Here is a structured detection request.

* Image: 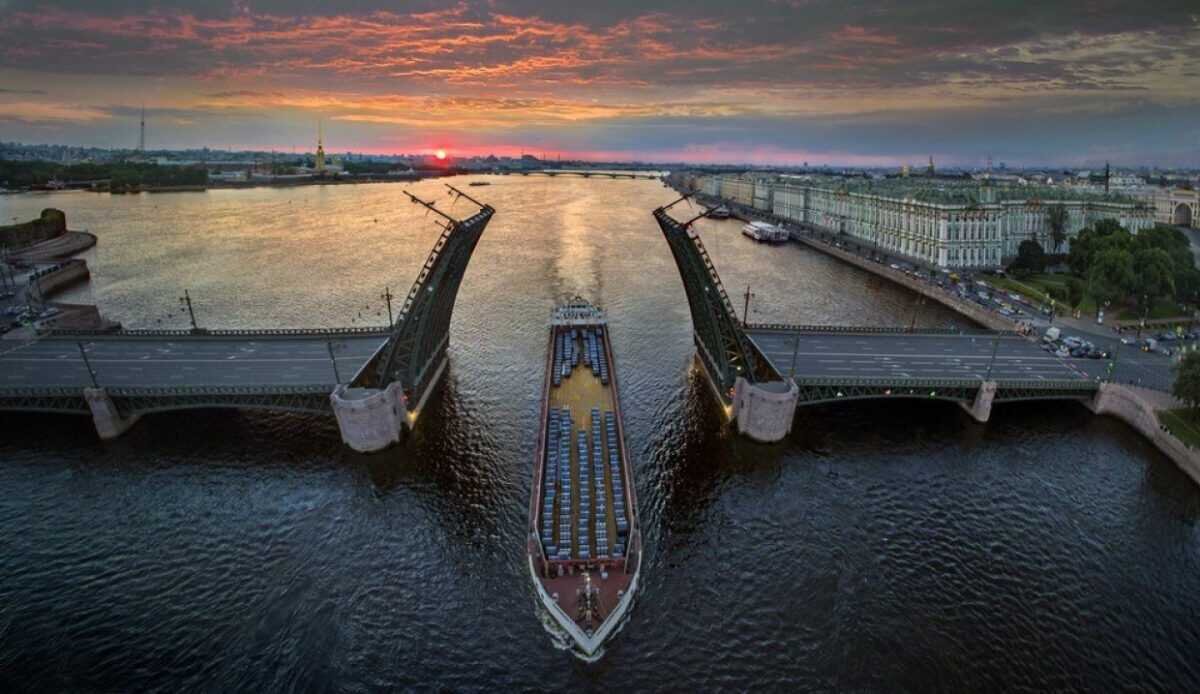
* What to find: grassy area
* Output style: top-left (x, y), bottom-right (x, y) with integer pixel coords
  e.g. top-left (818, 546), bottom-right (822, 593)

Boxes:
top-left (986, 275), bottom-right (1056, 306)
top-left (1158, 408), bottom-right (1200, 449)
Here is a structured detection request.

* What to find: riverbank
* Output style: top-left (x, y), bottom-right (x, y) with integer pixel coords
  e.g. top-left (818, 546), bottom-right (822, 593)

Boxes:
top-left (1088, 383), bottom-right (1200, 486)
top-left (694, 193), bottom-right (1024, 333)
top-left (1, 209), bottom-right (116, 334)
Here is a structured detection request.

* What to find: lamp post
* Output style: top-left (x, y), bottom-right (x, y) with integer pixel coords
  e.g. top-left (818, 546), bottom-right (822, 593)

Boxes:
top-left (179, 290), bottom-right (198, 331)
top-left (77, 341), bottom-right (99, 388)
top-left (327, 341), bottom-right (342, 384)
top-left (984, 333), bottom-right (1001, 381)
top-left (788, 330), bottom-right (801, 378)
top-left (742, 285), bottom-right (754, 327)
top-left (381, 286), bottom-right (394, 326)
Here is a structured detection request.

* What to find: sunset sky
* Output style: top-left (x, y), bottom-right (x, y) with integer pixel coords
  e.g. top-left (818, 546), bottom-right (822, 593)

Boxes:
top-left (1, 1), bottom-right (1198, 166)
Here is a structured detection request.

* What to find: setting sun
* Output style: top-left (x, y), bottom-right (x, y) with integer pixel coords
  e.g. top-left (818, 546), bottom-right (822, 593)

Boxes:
top-left (435, 149), bottom-right (446, 160)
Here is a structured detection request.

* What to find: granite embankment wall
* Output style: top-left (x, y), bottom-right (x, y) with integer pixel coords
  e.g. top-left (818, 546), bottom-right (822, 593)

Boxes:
top-left (1087, 383), bottom-right (1200, 485)
top-left (29, 259), bottom-right (90, 298)
top-left (0, 208), bottom-right (66, 250)
top-left (789, 233), bottom-right (1017, 332)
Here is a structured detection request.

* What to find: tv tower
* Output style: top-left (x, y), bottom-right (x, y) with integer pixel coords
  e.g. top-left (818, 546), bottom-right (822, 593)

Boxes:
top-left (138, 105), bottom-right (146, 152)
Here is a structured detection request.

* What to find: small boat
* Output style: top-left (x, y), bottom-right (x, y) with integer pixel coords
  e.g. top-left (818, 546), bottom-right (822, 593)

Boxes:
top-left (468, 181), bottom-right (491, 187)
top-left (741, 220), bottom-right (789, 243)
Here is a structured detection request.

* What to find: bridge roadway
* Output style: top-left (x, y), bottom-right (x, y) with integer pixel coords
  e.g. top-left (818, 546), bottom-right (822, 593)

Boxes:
top-left (745, 329), bottom-right (1096, 383)
top-left (0, 332), bottom-right (387, 389)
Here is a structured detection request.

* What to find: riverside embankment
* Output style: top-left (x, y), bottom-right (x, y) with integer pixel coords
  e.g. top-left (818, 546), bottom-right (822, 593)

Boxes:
top-left (1, 208), bottom-right (113, 333)
top-left (696, 193), bottom-right (1021, 332)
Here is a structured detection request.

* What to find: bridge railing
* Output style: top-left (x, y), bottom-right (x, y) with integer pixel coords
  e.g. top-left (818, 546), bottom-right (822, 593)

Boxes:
top-left (745, 323), bottom-right (1017, 337)
top-left (791, 376), bottom-right (1099, 390)
top-left (42, 326), bottom-right (391, 339)
top-left (0, 383), bottom-right (337, 398)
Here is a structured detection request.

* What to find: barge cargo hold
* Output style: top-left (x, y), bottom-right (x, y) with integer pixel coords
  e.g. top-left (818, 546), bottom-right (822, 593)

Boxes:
top-left (527, 298), bottom-right (641, 659)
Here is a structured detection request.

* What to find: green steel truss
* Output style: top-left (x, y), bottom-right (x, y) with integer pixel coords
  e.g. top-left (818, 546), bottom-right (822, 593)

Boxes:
top-left (791, 376), bottom-right (1098, 407)
top-left (653, 207), bottom-right (776, 402)
top-left (358, 204), bottom-right (495, 407)
top-left (0, 384), bottom-right (334, 418)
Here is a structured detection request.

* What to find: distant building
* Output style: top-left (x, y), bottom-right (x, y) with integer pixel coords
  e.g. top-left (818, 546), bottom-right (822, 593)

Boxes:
top-left (1142, 187), bottom-right (1198, 228)
top-left (698, 173), bottom-right (1155, 270)
top-left (315, 123), bottom-right (326, 173)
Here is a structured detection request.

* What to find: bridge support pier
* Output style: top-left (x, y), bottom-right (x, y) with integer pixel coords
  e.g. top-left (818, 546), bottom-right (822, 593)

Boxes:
top-left (733, 377), bottom-right (799, 443)
top-left (330, 382), bottom-right (409, 453)
top-left (959, 381), bottom-right (997, 423)
top-left (84, 387), bottom-right (140, 440)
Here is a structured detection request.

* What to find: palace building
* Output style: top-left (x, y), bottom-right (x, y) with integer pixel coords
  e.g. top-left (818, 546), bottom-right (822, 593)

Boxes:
top-left (697, 174), bottom-right (1155, 270)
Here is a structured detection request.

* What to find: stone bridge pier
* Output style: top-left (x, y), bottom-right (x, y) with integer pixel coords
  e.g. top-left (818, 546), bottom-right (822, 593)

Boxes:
top-left (959, 381), bottom-right (997, 423)
top-left (733, 378), bottom-right (799, 442)
top-left (84, 387), bottom-right (141, 440)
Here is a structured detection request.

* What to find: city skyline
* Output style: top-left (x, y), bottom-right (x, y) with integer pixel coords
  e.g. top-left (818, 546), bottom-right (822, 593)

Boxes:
top-left (0, 1), bottom-right (1198, 167)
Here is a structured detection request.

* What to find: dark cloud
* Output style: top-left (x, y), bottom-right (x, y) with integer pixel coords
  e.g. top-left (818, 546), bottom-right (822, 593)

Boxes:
top-left (0, 2), bottom-right (1195, 164)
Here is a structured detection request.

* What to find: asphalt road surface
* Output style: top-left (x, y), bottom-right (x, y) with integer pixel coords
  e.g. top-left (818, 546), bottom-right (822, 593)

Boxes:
top-left (0, 335), bottom-right (386, 389)
top-left (747, 330), bottom-right (1174, 388)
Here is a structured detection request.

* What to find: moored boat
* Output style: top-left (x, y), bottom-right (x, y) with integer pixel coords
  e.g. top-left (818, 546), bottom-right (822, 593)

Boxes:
top-left (741, 219), bottom-right (788, 243)
top-left (527, 297), bottom-right (641, 659)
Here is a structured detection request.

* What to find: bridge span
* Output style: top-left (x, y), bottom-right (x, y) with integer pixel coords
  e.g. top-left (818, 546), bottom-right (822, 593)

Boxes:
top-left (652, 198), bottom-right (1105, 443)
top-left (494, 169), bottom-right (662, 180)
top-left (0, 186), bottom-right (495, 452)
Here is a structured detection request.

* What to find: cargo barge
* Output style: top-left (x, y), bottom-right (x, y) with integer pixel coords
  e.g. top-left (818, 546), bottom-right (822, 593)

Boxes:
top-left (527, 298), bottom-right (641, 659)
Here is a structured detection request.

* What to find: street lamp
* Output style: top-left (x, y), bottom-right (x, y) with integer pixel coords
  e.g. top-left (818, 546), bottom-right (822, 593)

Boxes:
top-left (77, 341), bottom-right (99, 388)
top-left (179, 290), bottom-right (198, 331)
top-left (327, 341), bottom-right (343, 384)
top-left (381, 286), bottom-right (394, 326)
top-left (984, 333), bottom-right (1001, 381)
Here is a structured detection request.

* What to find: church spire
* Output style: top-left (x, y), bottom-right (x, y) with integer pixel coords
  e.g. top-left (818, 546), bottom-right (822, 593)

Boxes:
top-left (315, 121), bottom-right (326, 173)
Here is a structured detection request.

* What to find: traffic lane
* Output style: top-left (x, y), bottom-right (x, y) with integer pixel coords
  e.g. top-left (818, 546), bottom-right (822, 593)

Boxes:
top-left (0, 337), bottom-right (386, 388)
top-left (18, 336), bottom-right (386, 361)
top-left (749, 333), bottom-right (1088, 381)
top-left (748, 332), bottom-right (1055, 361)
top-left (758, 353), bottom-right (1089, 381)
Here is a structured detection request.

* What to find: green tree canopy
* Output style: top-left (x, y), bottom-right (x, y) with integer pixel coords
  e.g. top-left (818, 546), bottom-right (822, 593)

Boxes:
top-left (1173, 351), bottom-right (1200, 411)
top-left (1087, 248), bottom-right (1135, 306)
top-left (1010, 239), bottom-right (1046, 277)
top-left (1132, 247), bottom-right (1176, 302)
top-left (1068, 220), bottom-right (1131, 276)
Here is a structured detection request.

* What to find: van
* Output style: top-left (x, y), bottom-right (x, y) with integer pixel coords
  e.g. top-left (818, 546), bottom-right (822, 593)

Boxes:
top-left (1043, 327), bottom-right (1061, 342)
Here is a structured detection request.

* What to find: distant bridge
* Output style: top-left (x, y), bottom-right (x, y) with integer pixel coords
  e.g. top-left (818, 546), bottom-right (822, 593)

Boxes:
top-left (0, 186), bottom-right (494, 452)
top-left (494, 169), bottom-right (663, 180)
top-left (652, 199), bottom-right (1102, 442)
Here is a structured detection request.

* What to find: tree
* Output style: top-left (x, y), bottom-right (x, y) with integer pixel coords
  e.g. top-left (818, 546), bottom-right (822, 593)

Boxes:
top-left (1047, 203), bottom-right (1068, 252)
top-left (1066, 277), bottom-right (1085, 307)
top-left (1087, 249), bottom-right (1135, 306)
top-left (1173, 351), bottom-right (1200, 412)
top-left (1010, 239), bottom-right (1046, 277)
top-left (1132, 247), bottom-right (1176, 303)
top-left (1069, 220), bottom-right (1132, 277)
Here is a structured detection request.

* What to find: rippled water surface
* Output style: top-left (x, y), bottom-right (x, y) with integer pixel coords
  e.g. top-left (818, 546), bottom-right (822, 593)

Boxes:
top-left (2, 179), bottom-right (1199, 691)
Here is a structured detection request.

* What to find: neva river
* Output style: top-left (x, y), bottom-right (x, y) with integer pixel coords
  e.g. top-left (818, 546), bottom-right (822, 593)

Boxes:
top-left (1, 178), bottom-right (1199, 691)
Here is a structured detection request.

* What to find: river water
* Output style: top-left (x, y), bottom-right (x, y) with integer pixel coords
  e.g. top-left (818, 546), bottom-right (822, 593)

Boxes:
top-left (1, 179), bottom-right (1198, 691)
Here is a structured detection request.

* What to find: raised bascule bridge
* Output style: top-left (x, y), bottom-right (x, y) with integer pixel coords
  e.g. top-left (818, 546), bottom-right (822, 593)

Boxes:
top-left (652, 197), bottom-right (1102, 443)
top-left (0, 187), bottom-right (494, 452)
